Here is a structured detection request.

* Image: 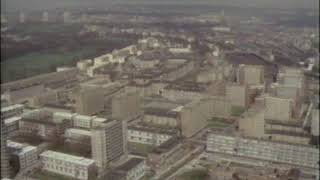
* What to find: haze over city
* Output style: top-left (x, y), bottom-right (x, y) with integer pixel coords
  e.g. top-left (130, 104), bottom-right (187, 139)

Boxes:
top-left (1, 0), bottom-right (319, 180)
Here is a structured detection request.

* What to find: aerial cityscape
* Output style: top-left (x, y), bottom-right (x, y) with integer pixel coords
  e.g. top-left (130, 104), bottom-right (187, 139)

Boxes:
top-left (1, 0), bottom-right (319, 180)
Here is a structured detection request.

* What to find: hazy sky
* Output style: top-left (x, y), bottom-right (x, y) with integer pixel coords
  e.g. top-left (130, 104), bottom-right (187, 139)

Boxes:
top-left (1, 0), bottom-right (319, 12)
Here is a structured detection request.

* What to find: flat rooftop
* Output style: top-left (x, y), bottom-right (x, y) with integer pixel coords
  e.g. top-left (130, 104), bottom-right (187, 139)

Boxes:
top-left (40, 150), bottom-right (94, 166)
top-left (116, 158), bottom-right (144, 172)
top-left (164, 81), bottom-right (208, 92)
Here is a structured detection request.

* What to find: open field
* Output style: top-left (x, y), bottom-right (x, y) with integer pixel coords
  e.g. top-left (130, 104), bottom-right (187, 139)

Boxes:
top-left (1, 47), bottom-right (96, 82)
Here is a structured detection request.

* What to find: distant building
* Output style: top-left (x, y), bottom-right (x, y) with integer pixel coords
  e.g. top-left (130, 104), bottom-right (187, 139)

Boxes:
top-left (277, 67), bottom-right (306, 98)
top-left (77, 59), bottom-right (93, 71)
top-left (91, 120), bottom-right (127, 173)
top-left (42, 11), bottom-right (49, 22)
top-left (19, 12), bottom-right (25, 23)
top-left (226, 83), bottom-right (249, 108)
top-left (40, 151), bottom-right (96, 180)
top-left (63, 11), bottom-right (70, 23)
top-left (74, 86), bottom-right (104, 116)
top-left (111, 91), bottom-right (141, 121)
top-left (239, 105), bottom-right (265, 138)
top-left (238, 64), bottom-right (264, 85)
top-left (180, 99), bottom-right (211, 137)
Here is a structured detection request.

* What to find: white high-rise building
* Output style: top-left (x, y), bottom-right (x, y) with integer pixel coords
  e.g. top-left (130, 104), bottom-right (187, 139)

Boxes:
top-left (91, 120), bottom-right (127, 173)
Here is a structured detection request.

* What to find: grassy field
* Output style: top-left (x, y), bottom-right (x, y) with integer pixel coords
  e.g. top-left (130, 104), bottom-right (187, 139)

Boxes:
top-left (1, 47), bottom-right (96, 82)
top-left (128, 142), bottom-right (154, 156)
top-left (177, 169), bottom-right (210, 180)
top-left (230, 106), bottom-right (246, 117)
top-left (207, 117), bottom-right (230, 128)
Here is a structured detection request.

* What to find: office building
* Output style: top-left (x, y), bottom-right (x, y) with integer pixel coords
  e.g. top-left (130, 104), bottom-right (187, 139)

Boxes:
top-left (91, 120), bottom-right (127, 171)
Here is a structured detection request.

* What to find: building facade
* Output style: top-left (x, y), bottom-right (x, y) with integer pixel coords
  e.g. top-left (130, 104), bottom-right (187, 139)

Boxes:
top-left (40, 151), bottom-right (96, 180)
top-left (91, 120), bottom-right (127, 171)
top-left (206, 133), bottom-right (319, 169)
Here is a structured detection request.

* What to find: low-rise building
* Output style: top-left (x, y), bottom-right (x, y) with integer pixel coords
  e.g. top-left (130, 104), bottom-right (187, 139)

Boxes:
top-left (110, 158), bottom-right (146, 180)
top-left (64, 128), bottom-right (91, 145)
top-left (19, 109), bottom-right (71, 139)
top-left (148, 138), bottom-right (186, 172)
top-left (40, 150), bottom-right (96, 180)
top-left (77, 59), bottom-right (93, 71)
top-left (4, 116), bottom-right (20, 137)
top-left (1, 104), bottom-right (24, 119)
top-left (7, 141), bottom-right (38, 171)
top-left (206, 132), bottom-right (319, 169)
top-left (128, 125), bottom-right (178, 146)
top-left (264, 119), bottom-right (310, 145)
top-left (162, 81), bottom-right (208, 101)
